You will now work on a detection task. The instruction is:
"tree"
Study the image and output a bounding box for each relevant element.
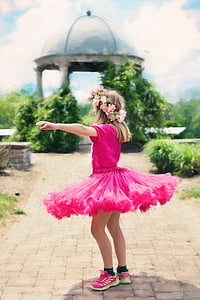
[169,99,200,138]
[101,60,168,144]
[0,91,27,129]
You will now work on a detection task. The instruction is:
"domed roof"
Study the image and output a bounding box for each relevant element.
[41,12,138,57]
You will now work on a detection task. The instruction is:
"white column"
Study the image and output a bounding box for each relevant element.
[35,68,43,98]
[60,64,69,87]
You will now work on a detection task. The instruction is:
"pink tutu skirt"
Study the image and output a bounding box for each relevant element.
[43,167,179,219]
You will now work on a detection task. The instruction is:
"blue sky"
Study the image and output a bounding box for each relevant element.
[0,0,200,103]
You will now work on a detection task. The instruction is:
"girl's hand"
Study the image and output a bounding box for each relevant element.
[36,121,57,130]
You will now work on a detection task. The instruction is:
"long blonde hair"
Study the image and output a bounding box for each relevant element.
[94,90,131,143]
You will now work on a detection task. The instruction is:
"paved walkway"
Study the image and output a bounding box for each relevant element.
[0,152,200,300]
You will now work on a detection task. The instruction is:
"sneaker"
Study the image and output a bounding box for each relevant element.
[90,270,120,291]
[118,271,131,284]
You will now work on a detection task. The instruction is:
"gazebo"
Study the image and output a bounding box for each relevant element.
[34,11,144,98]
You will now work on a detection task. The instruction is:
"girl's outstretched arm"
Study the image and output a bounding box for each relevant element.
[36,121,97,137]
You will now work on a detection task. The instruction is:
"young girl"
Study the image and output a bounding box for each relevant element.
[36,86,179,291]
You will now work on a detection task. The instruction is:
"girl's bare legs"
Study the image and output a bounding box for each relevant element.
[91,211,113,268]
[107,211,126,267]
[91,210,127,269]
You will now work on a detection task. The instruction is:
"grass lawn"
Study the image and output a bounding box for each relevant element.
[180,188,200,200]
[0,193,26,218]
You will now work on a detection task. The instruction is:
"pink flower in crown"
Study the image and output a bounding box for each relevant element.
[107,104,116,114]
[119,109,127,117]
[100,96,107,104]
[100,104,108,112]
[117,109,127,122]
[97,85,104,91]
[89,90,95,97]
[92,95,100,108]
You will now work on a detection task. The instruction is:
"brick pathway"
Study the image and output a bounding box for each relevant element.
[0,152,200,300]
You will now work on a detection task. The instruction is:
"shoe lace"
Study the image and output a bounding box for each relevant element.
[96,270,110,284]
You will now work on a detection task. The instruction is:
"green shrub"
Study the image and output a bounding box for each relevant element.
[15,95,39,141]
[175,144,196,177]
[193,144,200,172]
[14,86,81,153]
[144,140,178,173]
[31,86,80,153]
[144,140,200,177]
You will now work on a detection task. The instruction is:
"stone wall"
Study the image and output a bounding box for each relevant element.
[0,142,32,170]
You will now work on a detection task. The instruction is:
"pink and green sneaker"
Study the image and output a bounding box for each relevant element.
[117,271,131,284]
[90,270,120,291]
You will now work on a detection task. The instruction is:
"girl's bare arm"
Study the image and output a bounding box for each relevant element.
[36,121,97,137]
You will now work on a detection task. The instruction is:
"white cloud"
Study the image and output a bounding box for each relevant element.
[123,0,200,74]
[0,0,73,92]
[0,0,41,16]
[121,0,200,99]
[155,49,200,100]
[0,1,12,15]
[70,72,101,103]
[73,89,90,104]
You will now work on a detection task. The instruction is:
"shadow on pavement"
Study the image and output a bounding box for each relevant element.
[63,272,200,299]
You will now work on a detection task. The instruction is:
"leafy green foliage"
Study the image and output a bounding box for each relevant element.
[79,103,92,117]
[144,140,177,173]
[175,144,196,176]
[101,60,168,144]
[144,140,200,177]
[79,103,94,126]
[0,91,29,129]
[14,93,39,141]
[169,99,200,138]
[32,86,80,152]
[14,86,80,153]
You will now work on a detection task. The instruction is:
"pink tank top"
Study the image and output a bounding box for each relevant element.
[90,124,121,170]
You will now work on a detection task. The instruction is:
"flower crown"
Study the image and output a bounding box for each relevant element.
[88,86,127,123]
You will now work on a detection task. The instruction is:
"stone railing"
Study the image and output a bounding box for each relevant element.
[0,142,32,170]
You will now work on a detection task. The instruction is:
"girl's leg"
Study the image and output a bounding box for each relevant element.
[91,210,113,268]
[107,211,126,267]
